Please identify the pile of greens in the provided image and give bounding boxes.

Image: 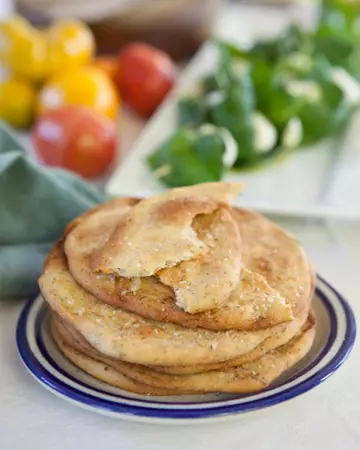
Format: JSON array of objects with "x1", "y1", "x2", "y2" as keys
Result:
[{"x1": 148, "y1": 0, "x2": 360, "y2": 187}]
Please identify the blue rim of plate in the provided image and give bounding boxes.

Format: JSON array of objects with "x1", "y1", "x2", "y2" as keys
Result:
[{"x1": 16, "y1": 275, "x2": 356, "y2": 422}]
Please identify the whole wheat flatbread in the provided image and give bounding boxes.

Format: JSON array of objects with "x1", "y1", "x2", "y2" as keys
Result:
[
  {"x1": 52, "y1": 314, "x2": 315, "y2": 394},
  {"x1": 93, "y1": 182, "x2": 243, "y2": 278},
  {"x1": 54, "y1": 302, "x2": 309, "y2": 376},
  {"x1": 51, "y1": 321, "x2": 188, "y2": 396},
  {"x1": 39, "y1": 243, "x2": 307, "y2": 367},
  {"x1": 91, "y1": 183, "x2": 244, "y2": 313},
  {"x1": 64, "y1": 199, "x2": 302, "y2": 330},
  {"x1": 149, "y1": 309, "x2": 309, "y2": 374},
  {"x1": 156, "y1": 207, "x2": 242, "y2": 313},
  {"x1": 150, "y1": 270, "x2": 315, "y2": 374}
]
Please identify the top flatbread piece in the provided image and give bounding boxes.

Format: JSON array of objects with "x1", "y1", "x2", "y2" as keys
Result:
[
  {"x1": 93, "y1": 182, "x2": 244, "y2": 279},
  {"x1": 64, "y1": 199, "x2": 300, "y2": 330}
]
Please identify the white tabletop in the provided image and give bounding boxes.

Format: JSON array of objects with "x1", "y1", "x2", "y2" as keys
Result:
[{"x1": 1, "y1": 4, "x2": 360, "y2": 450}]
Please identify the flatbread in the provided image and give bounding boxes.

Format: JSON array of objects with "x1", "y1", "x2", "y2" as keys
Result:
[
  {"x1": 149, "y1": 309, "x2": 309, "y2": 374},
  {"x1": 89, "y1": 183, "x2": 244, "y2": 313},
  {"x1": 92, "y1": 182, "x2": 243, "y2": 279},
  {"x1": 156, "y1": 208, "x2": 242, "y2": 313},
  {"x1": 52, "y1": 314, "x2": 316, "y2": 394},
  {"x1": 233, "y1": 207, "x2": 311, "y2": 319},
  {"x1": 55, "y1": 305, "x2": 309, "y2": 375},
  {"x1": 51, "y1": 320, "x2": 187, "y2": 396},
  {"x1": 150, "y1": 270, "x2": 315, "y2": 374},
  {"x1": 39, "y1": 243, "x2": 307, "y2": 367},
  {"x1": 64, "y1": 199, "x2": 300, "y2": 330}
]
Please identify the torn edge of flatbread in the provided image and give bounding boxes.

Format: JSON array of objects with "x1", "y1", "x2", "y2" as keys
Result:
[
  {"x1": 92, "y1": 182, "x2": 244, "y2": 278},
  {"x1": 157, "y1": 207, "x2": 242, "y2": 313}
]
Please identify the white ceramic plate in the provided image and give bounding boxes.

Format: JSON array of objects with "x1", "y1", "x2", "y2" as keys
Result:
[
  {"x1": 107, "y1": 41, "x2": 360, "y2": 220},
  {"x1": 16, "y1": 277, "x2": 356, "y2": 424}
]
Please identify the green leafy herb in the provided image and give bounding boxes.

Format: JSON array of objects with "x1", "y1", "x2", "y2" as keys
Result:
[
  {"x1": 208, "y1": 80, "x2": 255, "y2": 166},
  {"x1": 148, "y1": 0, "x2": 360, "y2": 186},
  {"x1": 178, "y1": 97, "x2": 209, "y2": 127},
  {"x1": 314, "y1": 0, "x2": 360, "y2": 79},
  {"x1": 147, "y1": 127, "x2": 231, "y2": 187}
]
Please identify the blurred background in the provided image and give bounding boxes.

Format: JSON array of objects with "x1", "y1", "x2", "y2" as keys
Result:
[
  {"x1": 17, "y1": 0, "x2": 224, "y2": 61},
  {"x1": 1, "y1": 0, "x2": 360, "y2": 215},
  {"x1": 5, "y1": 1, "x2": 316, "y2": 60}
]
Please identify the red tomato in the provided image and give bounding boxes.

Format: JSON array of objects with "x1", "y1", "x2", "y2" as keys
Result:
[
  {"x1": 117, "y1": 43, "x2": 176, "y2": 118},
  {"x1": 32, "y1": 105, "x2": 117, "y2": 178}
]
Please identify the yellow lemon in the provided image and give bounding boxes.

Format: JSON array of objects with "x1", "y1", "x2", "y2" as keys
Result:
[
  {"x1": 38, "y1": 66, "x2": 119, "y2": 119},
  {"x1": 46, "y1": 20, "x2": 95, "y2": 77},
  {"x1": 0, "y1": 77, "x2": 37, "y2": 128},
  {"x1": 0, "y1": 15, "x2": 47, "y2": 81}
]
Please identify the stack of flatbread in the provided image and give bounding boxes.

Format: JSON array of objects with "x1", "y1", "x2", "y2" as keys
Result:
[{"x1": 39, "y1": 182, "x2": 316, "y2": 396}]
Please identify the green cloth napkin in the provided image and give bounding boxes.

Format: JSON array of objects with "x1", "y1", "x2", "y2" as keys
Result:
[{"x1": 0, "y1": 121, "x2": 107, "y2": 300}]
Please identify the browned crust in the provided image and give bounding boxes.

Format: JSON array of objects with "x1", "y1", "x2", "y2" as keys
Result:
[
  {"x1": 93, "y1": 183, "x2": 243, "y2": 280},
  {"x1": 62, "y1": 198, "x2": 311, "y2": 331},
  {"x1": 52, "y1": 313, "x2": 316, "y2": 395},
  {"x1": 51, "y1": 318, "x2": 189, "y2": 396}
]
